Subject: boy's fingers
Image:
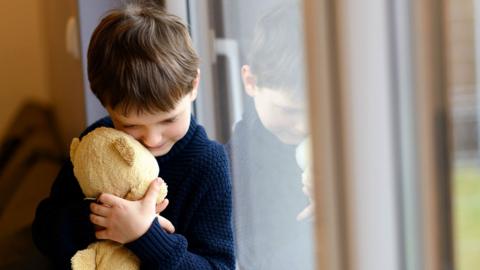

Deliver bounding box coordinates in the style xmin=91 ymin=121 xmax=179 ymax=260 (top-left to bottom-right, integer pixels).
xmin=95 ymin=229 xmax=109 ymax=240
xmin=296 ymin=204 xmax=314 ymax=221
xmin=90 ymin=203 xmax=111 ymax=217
xmin=97 ymin=193 xmax=122 ymax=207
xmin=156 ymin=199 xmax=169 ymax=214
xmin=90 ymin=214 xmax=108 ymax=228
xmin=157 ymin=215 xmax=175 ymax=233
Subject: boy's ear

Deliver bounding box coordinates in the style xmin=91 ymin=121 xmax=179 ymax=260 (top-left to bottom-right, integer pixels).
xmin=241 ymin=65 xmax=257 ymax=97
xmin=190 ymin=69 xmax=200 ymax=101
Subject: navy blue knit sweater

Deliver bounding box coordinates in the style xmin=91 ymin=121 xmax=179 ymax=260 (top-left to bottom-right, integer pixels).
xmin=225 ymin=106 xmax=314 ymax=270
xmin=32 ymin=116 xmax=235 ymax=269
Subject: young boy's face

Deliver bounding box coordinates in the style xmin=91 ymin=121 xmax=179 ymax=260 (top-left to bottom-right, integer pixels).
xmin=242 ymin=65 xmax=307 ymax=145
xmin=252 ymin=87 xmax=307 ymax=145
xmin=107 ymin=91 xmax=197 ymax=157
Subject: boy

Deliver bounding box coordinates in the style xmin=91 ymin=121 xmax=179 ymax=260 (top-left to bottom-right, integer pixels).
xmin=225 ymin=1 xmax=314 ymax=269
xmin=32 ymin=2 xmax=234 ymax=269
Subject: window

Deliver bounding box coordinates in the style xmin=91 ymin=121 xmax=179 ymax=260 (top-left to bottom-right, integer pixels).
xmin=166 ymin=0 xmax=459 ymax=269
xmin=446 ymin=0 xmax=480 ymax=269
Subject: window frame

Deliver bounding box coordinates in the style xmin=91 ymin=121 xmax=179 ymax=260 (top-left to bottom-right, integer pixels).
xmin=303 ymin=0 xmax=455 ymax=269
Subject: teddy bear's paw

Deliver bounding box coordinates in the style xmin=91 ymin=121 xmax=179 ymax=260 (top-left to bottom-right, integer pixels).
xmin=71 ymin=248 xmax=96 ymax=270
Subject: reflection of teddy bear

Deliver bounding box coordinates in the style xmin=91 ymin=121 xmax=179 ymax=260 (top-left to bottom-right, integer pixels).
xmin=69 ymin=127 xmax=168 ymax=270
xmin=295 ymin=138 xmax=313 ymax=221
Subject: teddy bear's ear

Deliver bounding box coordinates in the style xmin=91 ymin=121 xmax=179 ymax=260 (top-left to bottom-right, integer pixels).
xmin=112 ymin=137 xmax=135 ymax=167
xmin=70 ymin=137 xmax=80 ymax=163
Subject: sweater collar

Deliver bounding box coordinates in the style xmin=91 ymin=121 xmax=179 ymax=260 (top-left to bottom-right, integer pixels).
xmin=243 ymin=107 xmax=297 ymax=151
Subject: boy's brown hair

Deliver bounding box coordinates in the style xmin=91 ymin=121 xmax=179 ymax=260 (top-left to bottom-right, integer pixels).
xmin=249 ymin=1 xmax=304 ymax=100
xmin=87 ymin=2 xmax=199 ymax=115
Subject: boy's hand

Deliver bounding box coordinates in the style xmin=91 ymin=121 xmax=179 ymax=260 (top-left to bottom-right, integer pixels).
xmin=89 ymin=178 xmax=174 ymax=244
xmin=155 ymin=195 xmax=175 ymax=233
xmin=297 ymin=169 xmax=315 ymax=221
xmin=157 ymin=215 xmax=175 ymax=233
xmin=156 ymin=198 xmax=169 ymax=214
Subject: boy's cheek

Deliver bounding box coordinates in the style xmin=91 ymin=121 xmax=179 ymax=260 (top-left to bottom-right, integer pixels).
xmin=118 ymin=129 xmax=141 ymax=140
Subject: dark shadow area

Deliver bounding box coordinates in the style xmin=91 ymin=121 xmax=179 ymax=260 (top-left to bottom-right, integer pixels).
xmin=0 ymin=101 xmax=66 ymax=269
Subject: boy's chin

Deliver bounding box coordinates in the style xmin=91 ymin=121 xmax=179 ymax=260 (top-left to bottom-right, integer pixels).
xmin=148 ymin=143 xmax=172 ymax=157
xmin=275 ymin=132 xmax=305 ymax=146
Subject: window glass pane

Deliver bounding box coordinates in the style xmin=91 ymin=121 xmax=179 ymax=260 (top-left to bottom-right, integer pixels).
xmin=195 ymin=0 xmax=316 ymax=269
xmin=446 ymin=0 xmax=480 ymax=269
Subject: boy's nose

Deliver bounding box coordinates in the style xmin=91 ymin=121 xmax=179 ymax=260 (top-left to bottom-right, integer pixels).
xmin=142 ymin=132 xmax=163 ymax=148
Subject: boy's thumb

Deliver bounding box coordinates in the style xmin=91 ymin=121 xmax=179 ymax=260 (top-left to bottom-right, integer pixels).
xmin=144 ymin=178 xmax=162 ymax=205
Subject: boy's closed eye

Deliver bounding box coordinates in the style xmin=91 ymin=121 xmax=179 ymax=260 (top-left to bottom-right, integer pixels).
xmin=123 ymin=124 xmax=138 ymax=129
xmin=162 ymin=117 xmax=178 ymax=124
xmin=274 ymin=105 xmax=303 ymax=116
xmin=122 ymin=116 xmax=178 ymax=127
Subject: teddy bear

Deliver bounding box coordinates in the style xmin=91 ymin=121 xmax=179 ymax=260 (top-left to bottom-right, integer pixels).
xmin=69 ymin=126 xmax=168 ymax=270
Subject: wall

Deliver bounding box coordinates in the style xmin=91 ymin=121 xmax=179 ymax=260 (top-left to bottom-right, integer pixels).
xmin=43 ymin=0 xmax=86 ymax=151
xmin=0 ymin=0 xmax=51 ymax=140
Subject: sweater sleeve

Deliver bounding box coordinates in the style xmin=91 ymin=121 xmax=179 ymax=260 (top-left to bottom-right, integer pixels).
xmin=125 ymin=144 xmax=235 ymax=270
xmin=32 ymin=161 xmax=96 ymax=269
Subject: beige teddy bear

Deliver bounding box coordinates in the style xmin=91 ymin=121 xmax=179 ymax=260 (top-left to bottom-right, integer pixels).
xmin=69 ymin=127 xmax=168 ymax=270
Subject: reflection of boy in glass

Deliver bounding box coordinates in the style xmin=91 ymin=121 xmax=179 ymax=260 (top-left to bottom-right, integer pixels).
xmin=240 ymin=7 xmax=306 ymax=146
xmin=225 ymin=1 xmax=314 ymax=269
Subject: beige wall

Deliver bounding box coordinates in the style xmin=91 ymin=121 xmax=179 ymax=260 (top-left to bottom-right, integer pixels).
xmin=0 ymin=0 xmax=51 ymax=140
xmin=43 ymin=0 xmax=86 ymax=151
xmin=0 ymin=0 xmax=87 ymax=152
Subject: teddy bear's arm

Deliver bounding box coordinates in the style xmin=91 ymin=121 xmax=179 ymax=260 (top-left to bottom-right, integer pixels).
xmin=125 ymin=181 xmax=149 ymax=201
xmin=125 ymin=181 xmax=168 ymax=203
xmin=70 ymin=138 xmax=80 ymax=164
